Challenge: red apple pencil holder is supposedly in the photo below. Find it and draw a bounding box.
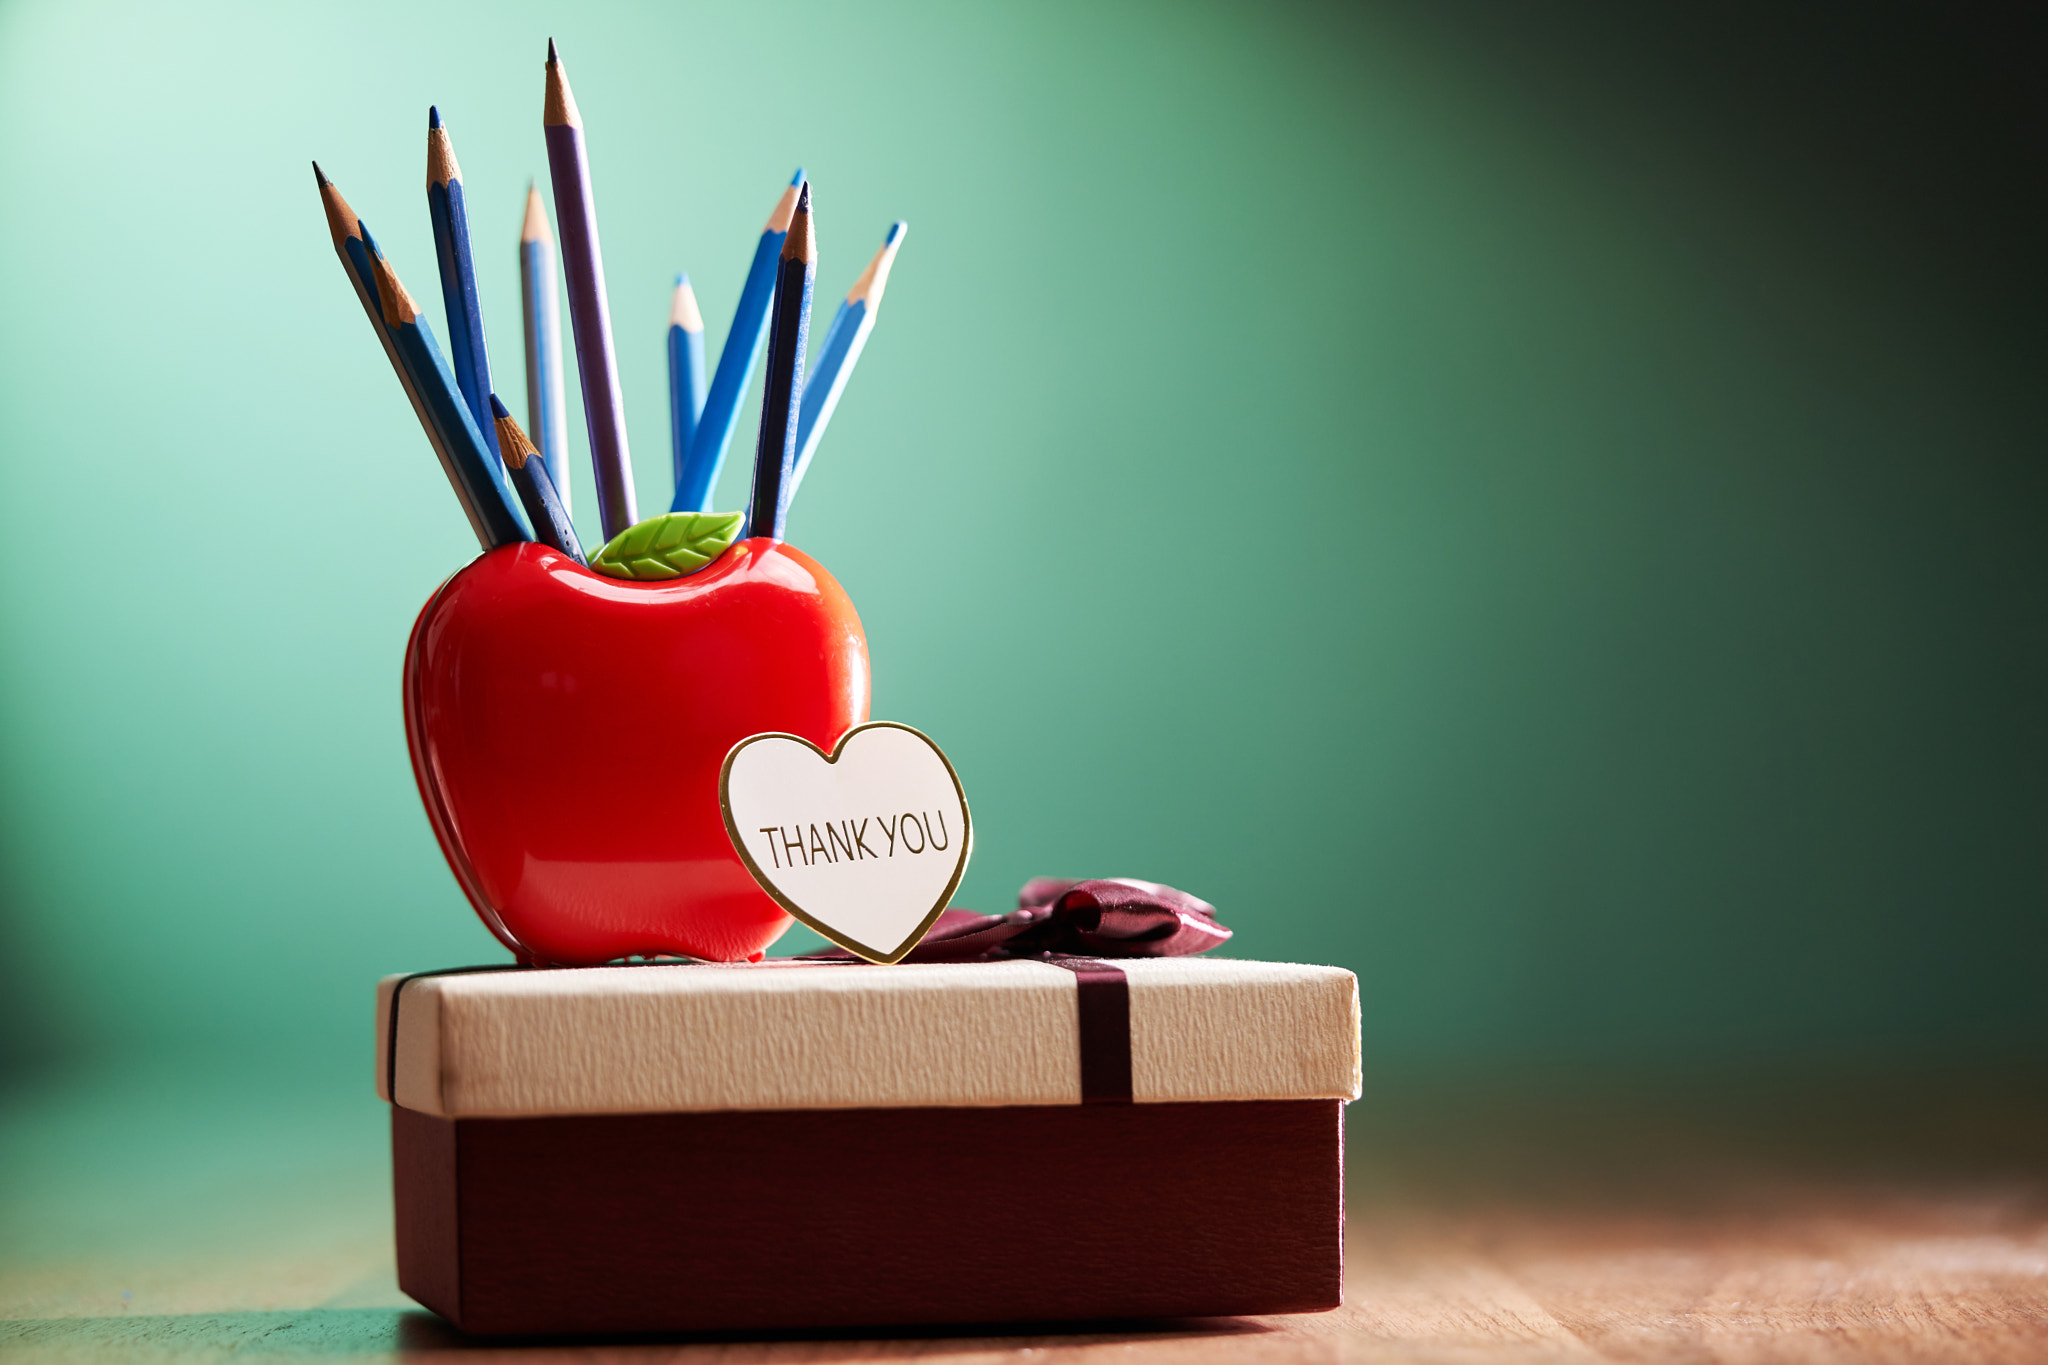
[402,538,869,966]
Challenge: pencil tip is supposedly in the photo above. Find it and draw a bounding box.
[671,274,703,330]
[429,105,441,129]
[547,37,557,62]
[791,166,805,186]
[311,160,328,188]
[489,393,511,420]
[796,181,811,212]
[521,183,550,241]
[886,220,905,245]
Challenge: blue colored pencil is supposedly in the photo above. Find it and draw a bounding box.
[544,40,638,541]
[491,395,584,562]
[667,273,706,504]
[790,220,906,500]
[426,108,498,460]
[361,221,532,548]
[316,162,492,547]
[746,182,815,542]
[671,169,804,514]
[519,182,571,518]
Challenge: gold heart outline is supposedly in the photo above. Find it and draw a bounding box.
[718,721,973,964]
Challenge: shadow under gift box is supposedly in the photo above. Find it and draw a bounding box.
[376,957,1361,1335]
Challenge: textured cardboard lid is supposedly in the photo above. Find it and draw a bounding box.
[376,957,1360,1118]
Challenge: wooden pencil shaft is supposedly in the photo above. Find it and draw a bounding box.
[520,235,570,518]
[427,169,498,459]
[747,251,815,541]
[544,62,637,541]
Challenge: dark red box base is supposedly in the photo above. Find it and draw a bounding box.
[393,1098,1344,1336]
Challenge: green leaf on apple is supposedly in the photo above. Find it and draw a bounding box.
[587,512,744,580]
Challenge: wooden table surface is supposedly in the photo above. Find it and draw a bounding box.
[5,1066,2046,1362]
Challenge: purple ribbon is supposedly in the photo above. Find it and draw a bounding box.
[804,878,1232,1103]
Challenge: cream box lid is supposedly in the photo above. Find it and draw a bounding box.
[376,957,1361,1118]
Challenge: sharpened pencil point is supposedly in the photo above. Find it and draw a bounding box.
[848,222,907,306]
[791,167,805,186]
[520,183,553,244]
[781,183,816,264]
[427,115,463,188]
[765,175,804,233]
[670,275,703,331]
[490,394,534,468]
[543,41,582,127]
[313,163,363,252]
[429,105,441,129]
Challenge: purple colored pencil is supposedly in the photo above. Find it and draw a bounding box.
[543,39,637,541]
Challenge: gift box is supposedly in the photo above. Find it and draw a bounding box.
[376,953,1360,1336]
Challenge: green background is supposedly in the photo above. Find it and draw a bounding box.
[1,0,2043,1088]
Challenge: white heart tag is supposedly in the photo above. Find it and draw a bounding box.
[719,722,972,963]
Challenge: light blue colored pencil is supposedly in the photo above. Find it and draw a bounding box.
[519,182,571,518]
[362,222,532,548]
[789,220,906,500]
[667,273,706,504]
[426,108,498,460]
[671,168,803,514]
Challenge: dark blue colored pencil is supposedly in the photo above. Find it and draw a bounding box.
[426,108,498,459]
[316,162,491,547]
[671,169,803,514]
[491,395,584,562]
[668,273,706,504]
[361,221,531,548]
[746,181,815,542]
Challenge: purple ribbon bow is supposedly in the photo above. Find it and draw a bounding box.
[804,878,1231,1104]
[804,877,1233,964]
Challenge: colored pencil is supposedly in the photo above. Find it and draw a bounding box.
[746,181,816,542]
[426,107,498,459]
[519,182,571,518]
[671,169,804,514]
[491,395,584,562]
[315,162,490,547]
[790,220,906,499]
[361,219,531,548]
[667,273,706,503]
[544,39,638,540]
